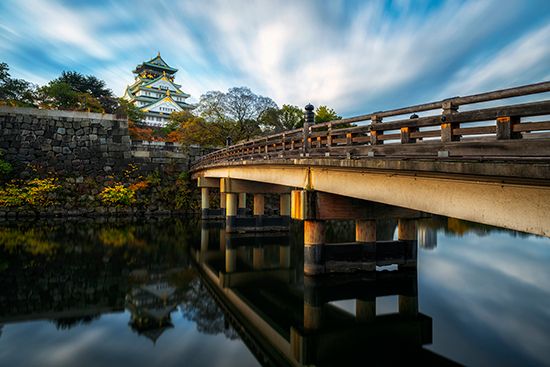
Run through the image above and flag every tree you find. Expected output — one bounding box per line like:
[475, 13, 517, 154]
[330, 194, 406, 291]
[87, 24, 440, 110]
[194, 91, 227, 123]
[258, 104, 304, 133]
[0, 62, 36, 107]
[165, 110, 195, 132]
[315, 105, 341, 123]
[54, 71, 117, 113]
[224, 87, 277, 139]
[166, 110, 226, 146]
[37, 80, 104, 112]
[194, 87, 278, 141]
[116, 98, 145, 123]
[279, 104, 304, 130]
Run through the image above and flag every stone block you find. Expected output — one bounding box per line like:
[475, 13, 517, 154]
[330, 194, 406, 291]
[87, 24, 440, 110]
[132, 150, 150, 158]
[57, 127, 66, 134]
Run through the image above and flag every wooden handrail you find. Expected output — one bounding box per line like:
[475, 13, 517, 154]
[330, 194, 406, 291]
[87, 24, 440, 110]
[193, 81, 550, 167]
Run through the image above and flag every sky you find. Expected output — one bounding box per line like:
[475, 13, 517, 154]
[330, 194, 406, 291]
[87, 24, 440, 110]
[0, 0, 549, 116]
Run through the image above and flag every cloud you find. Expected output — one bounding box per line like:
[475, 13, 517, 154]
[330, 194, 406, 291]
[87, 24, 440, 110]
[440, 22, 550, 98]
[1, 0, 549, 115]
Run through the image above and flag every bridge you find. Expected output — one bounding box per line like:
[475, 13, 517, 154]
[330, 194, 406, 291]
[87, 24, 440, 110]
[192, 81, 550, 275]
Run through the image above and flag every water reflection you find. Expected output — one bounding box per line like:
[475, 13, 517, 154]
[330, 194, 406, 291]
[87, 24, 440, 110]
[0, 217, 549, 366]
[192, 224, 457, 366]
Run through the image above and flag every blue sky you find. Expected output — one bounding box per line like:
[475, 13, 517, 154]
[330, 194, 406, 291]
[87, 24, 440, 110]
[0, 0, 549, 116]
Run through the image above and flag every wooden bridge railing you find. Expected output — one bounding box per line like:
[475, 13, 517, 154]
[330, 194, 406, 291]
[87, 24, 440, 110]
[193, 81, 550, 168]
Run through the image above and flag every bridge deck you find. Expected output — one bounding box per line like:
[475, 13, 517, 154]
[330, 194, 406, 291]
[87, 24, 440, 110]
[192, 81, 550, 236]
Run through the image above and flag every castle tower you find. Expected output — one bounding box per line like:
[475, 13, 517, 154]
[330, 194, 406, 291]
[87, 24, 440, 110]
[123, 52, 193, 126]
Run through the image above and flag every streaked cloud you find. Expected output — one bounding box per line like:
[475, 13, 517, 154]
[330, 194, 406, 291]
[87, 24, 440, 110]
[0, 0, 548, 114]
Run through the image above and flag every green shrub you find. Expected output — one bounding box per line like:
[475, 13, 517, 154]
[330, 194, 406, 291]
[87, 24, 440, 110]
[0, 178, 60, 207]
[99, 185, 136, 206]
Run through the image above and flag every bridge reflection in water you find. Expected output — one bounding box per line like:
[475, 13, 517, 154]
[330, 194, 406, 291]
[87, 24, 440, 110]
[192, 221, 456, 366]
[3, 217, 533, 365]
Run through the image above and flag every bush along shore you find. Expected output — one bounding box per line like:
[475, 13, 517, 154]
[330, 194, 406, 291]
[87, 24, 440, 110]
[0, 159, 204, 218]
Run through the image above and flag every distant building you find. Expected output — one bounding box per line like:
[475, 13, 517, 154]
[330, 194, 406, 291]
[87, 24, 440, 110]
[123, 52, 193, 127]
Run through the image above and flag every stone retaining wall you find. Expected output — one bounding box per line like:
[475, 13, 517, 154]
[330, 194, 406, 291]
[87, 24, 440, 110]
[0, 107, 219, 217]
[0, 107, 213, 177]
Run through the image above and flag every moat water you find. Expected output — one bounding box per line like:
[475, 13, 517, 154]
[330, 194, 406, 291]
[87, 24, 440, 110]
[0, 216, 549, 366]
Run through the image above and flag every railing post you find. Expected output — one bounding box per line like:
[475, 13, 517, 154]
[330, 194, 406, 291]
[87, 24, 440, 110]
[281, 133, 286, 152]
[441, 100, 459, 142]
[303, 103, 314, 153]
[327, 122, 333, 147]
[401, 114, 418, 144]
[496, 116, 521, 140]
[370, 115, 383, 145]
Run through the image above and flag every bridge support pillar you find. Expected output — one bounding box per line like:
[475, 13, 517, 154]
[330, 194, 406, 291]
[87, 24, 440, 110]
[225, 193, 238, 233]
[304, 220, 326, 276]
[356, 219, 376, 242]
[280, 193, 291, 217]
[398, 219, 418, 269]
[220, 191, 226, 214]
[201, 188, 210, 218]
[253, 194, 265, 216]
[356, 299, 376, 322]
[238, 193, 247, 215]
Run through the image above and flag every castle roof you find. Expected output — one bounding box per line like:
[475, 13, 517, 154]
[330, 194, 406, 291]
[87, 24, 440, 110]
[133, 52, 178, 75]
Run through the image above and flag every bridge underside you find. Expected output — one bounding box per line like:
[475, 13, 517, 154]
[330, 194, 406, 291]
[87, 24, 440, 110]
[194, 159, 550, 237]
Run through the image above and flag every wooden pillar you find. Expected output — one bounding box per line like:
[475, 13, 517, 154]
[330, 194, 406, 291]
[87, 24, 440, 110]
[280, 193, 291, 217]
[304, 220, 325, 275]
[370, 115, 383, 145]
[496, 116, 521, 140]
[225, 248, 236, 273]
[279, 245, 291, 268]
[356, 220, 376, 242]
[356, 299, 376, 322]
[238, 193, 247, 209]
[253, 246, 264, 270]
[253, 194, 265, 216]
[440, 100, 459, 142]
[400, 126, 417, 144]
